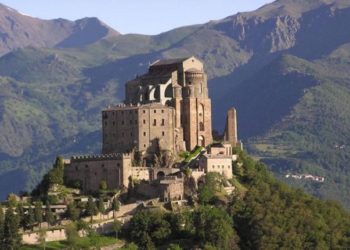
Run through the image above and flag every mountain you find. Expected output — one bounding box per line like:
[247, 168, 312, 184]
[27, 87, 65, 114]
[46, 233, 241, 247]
[0, 3, 119, 55]
[1, 0, 350, 209]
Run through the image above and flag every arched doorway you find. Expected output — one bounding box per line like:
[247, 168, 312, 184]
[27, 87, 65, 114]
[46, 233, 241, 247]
[157, 171, 165, 180]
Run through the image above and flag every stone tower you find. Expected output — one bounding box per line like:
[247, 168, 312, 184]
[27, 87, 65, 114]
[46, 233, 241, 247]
[103, 56, 212, 154]
[224, 107, 238, 147]
[181, 68, 212, 150]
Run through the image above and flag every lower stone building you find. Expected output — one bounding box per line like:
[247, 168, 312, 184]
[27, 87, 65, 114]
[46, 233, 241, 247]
[64, 153, 182, 194]
[64, 154, 132, 193]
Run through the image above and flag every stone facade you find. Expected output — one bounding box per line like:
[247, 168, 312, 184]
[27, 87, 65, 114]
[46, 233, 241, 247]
[102, 103, 180, 154]
[64, 154, 132, 193]
[106, 56, 212, 153]
[199, 154, 233, 179]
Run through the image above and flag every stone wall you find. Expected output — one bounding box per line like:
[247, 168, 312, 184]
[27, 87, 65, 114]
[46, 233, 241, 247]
[102, 103, 176, 154]
[199, 155, 233, 179]
[64, 154, 132, 193]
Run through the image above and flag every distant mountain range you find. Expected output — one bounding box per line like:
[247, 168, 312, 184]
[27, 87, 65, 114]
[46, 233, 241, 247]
[0, 3, 119, 55]
[1, 0, 350, 208]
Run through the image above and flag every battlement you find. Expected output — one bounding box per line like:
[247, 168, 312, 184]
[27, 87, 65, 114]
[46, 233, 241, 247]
[71, 153, 131, 162]
[103, 102, 171, 111]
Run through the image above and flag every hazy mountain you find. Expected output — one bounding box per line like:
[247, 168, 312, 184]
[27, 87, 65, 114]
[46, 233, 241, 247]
[0, 3, 119, 55]
[1, 0, 350, 208]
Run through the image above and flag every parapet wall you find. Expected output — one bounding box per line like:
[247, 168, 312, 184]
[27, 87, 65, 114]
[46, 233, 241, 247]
[70, 153, 131, 162]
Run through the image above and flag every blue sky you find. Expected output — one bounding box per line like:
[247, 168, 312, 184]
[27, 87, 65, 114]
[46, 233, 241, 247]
[1, 0, 274, 35]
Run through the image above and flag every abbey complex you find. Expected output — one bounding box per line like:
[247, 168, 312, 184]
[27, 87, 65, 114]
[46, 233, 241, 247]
[64, 56, 241, 201]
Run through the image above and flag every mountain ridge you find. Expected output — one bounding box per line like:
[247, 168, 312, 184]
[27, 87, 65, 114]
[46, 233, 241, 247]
[0, 3, 120, 55]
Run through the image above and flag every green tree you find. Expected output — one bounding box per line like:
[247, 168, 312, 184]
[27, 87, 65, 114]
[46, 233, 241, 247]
[67, 202, 80, 221]
[51, 156, 64, 184]
[34, 202, 43, 228]
[7, 194, 18, 208]
[194, 206, 239, 250]
[0, 205, 4, 247]
[99, 180, 108, 190]
[45, 201, 55, 226]
[120, 243, 138, 250]
[112, 197, 120, 218]
[112, 219, 122, 239]
[3, 206, 20, 249]
[66, 223, 79, 249]
[198, 173, 221, 204]
[85, 196, 98, 222]
[15, 203, 25, 229]
[167, 243, 182, 250]
[25, 205, 35, 231]
[129, 210, 171, 248]
[98, 198, 105, 215]
[38, 228, 47, 250]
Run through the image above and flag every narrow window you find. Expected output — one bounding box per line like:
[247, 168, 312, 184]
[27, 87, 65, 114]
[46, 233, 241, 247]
[143, 110, 146, 114]
[144, 132, 146, 136]
[162, 131, 165, 136]
[154, 110, 156, 113]
[153, 119, 157, 126]
[143, 119, 146, 124]
[161, 119, 165, 126]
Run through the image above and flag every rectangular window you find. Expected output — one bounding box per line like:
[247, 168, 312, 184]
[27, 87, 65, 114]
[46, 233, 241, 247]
[154, 110, 156, 113]
[143, 132, 146, 136]
[153, 119, 157, 126]
[143, 119, 146, 124]
[161, 119, 165, 126]
[162, 131, 165, 136]
[143, 110, 146, 114]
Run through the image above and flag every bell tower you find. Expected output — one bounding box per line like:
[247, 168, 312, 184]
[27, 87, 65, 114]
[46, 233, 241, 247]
[181, 67, 212, 150]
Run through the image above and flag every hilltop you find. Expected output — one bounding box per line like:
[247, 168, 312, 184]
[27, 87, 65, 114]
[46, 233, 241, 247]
[0, 0, 350, 210]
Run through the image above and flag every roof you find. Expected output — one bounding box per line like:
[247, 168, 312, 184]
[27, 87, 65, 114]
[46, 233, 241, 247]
[150, 57, 191, 67]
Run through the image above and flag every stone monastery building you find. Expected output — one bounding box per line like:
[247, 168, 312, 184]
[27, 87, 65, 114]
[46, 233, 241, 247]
[64, 56, 239, 197]
[102, 56, 212, 154]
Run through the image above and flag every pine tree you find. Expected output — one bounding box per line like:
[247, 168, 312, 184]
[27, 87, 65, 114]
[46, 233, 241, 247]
[16, 203, 25, 229]
[3, 206, 20, 249]
[25, 204, 35, 231]
[45, 201, 55, 226]
[98, 198, 105, 214]
[86, 196, 98, 223]
[0, 205, 4, 248]
[112, 197, 120, 218]
[67, 202, 80, 221]
[34, 202, 43, 228]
